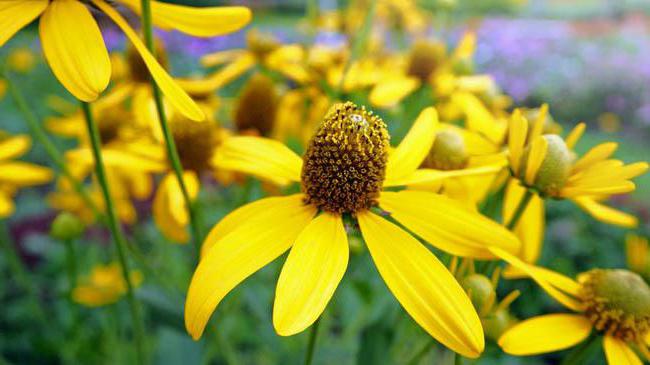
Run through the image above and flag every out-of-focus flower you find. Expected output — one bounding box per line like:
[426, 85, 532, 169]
[186, 102, 521, 359]
[180, 30, 310, 94]
[493, 252, 650, 365]
[0, 0, 251, 120]
[6, 46, 37, 74]
[233, 73, 278, 137]
[627, 234, 649, 281]
[0, 132, 53, 218]
[72, 262, 142, 307]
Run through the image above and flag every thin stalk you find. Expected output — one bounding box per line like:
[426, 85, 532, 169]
[63, 239, 78, 293]
[0, 220, 46, 323]
[505, 189, 535, 230]
[139, 0, 202, 255]
[81, 101, 146, 365]
[304, 317, 321, 365]
[2, 71, 102, 221]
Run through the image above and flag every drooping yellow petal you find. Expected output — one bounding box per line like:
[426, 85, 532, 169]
[369, 77, 420, 108]
[0, 162, 53, 185]
[498, 314, 592, 355]
[572, 142, 618, 173]
[453, 92, 505, 144]
[200, 49, 247, 67]
[379, 190, 520, 259]
[565, 122, 586, 150]
[503, 179, 545, 264]
[0, 135, 31, 161]
[0, 191, 15, 218]
[490, 247, 584, 311]
[117, 0, 251, 37]
[39, 0, 111, 102]
[603, 335, 642, 365]
[384, 107, 438, 184]
[561, 181, 636, 198]
[273, 212, 348, 336]
[185, 195, 316, 339]
[529, 103, 548, 142]
[573, 197, 637, 228]
[357, 210, 484, 358]
[93, 0, 204, 121]
[0, 1, 48, 47]
[212, 136, 303, 186]
[508, 109, 528, 175]
[524, 136, 548, 186]
[153, 172, 200, 243]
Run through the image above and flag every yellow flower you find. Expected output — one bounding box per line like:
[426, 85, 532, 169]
[185, 102, 521, 358]
[72, 262, 142, 307]
[493, 251, 650, 365]
[0, 0, 251, 120]
[179, 30, 311, 94]
[508, 108, 647, 224]
[0, 132, 53, 218]
[7, 46, 37, 74]
[627, 234, 649, 280]
[0, 78, 6, 100]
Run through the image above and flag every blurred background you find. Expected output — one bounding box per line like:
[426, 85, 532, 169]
[0, 0, 648, 364]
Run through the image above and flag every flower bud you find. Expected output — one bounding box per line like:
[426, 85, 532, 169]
[50, 212, 85, 241]
[482, 308, 517, 341]
[520, 135, 572, 196]
[462, 274, 495, 313]
[422, 130, 469, 171]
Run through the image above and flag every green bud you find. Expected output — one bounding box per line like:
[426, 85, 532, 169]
[422, 130, 469, 171]
[50, 212, 85, 241]
[462, 274, 495, 313]
[520, 135, 572, 196]
[482, 308, 517, 341]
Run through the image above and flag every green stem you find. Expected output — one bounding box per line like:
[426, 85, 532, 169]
[505, 189, 535, 230]
[139, 0, 202, 256]
[304, 317, 321, 365]
[0, 220, 46, 323]
[2, 71, 103, 222]
[63, 239, 78, 293]
[81, 101, 146, 365]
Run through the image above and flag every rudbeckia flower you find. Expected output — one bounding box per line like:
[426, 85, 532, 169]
[0, 132, 53, 217]
[73, 262, 142, 307]
[0, 0, 251, 120]
[504, 108, 648, 272]
[494, 250, 650, 365]
[185, 102, 521, 358]
[179, 30, 310, 94]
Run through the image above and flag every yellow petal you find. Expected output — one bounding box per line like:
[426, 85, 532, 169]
[0, 162, 53, 185]
[498, 314, 592, 355]
[185, 195, 316, 339]
[529, 103, 548, 142]
[117, 0, 251, 37]
[453, 31, 476, 60]
[92, 0, 204, 121]
[0, 191, 15, 218]
[0, 135, 31, 161]
[273, 212, 348, 336]
[603, 335, 642, 365]
[525, 136, 548, 186]
[387, 165, 504, 188]
[561, 181, 636, 198]
[379, 190, 520, 259]
[503, 179, 545, 264]
[384, 107, 438, 184]
[369, 77, 420, 108]
[200, 49, 247, 67]
[357, 210, 484, 358]
[66, 148, 168, 173]
[572, 142, 618, 173]
[182, 53, 256, 93]
[489, 247, 584, 311]
[212, 136, 302, 186]
[572, 197, 637, 228]
[0, 1, 48, 47]
[39, 0, 111, 101]
[565, 122, 586, 150]
[153, 176, 188, 243]
[508, 109, 528, 175]
[453, 92, 505, 144]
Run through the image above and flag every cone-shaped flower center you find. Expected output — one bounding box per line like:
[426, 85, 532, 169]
[301, 102, 389, 214]
[234, 74, 277, 137]
[422, 130, 469, 170]
[579, 269, 650, 341]
[171, 117, 217, 173]
[521, 135, 572, 196]
[407, 40, 446, 82]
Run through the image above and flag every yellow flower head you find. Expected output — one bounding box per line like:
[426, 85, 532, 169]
[186, 102, 523, 358]
[73, 262, 142, 307]
[233, 73, 278, 137]
[494, 249, 650, 364]
[0, 0, 251, 120]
